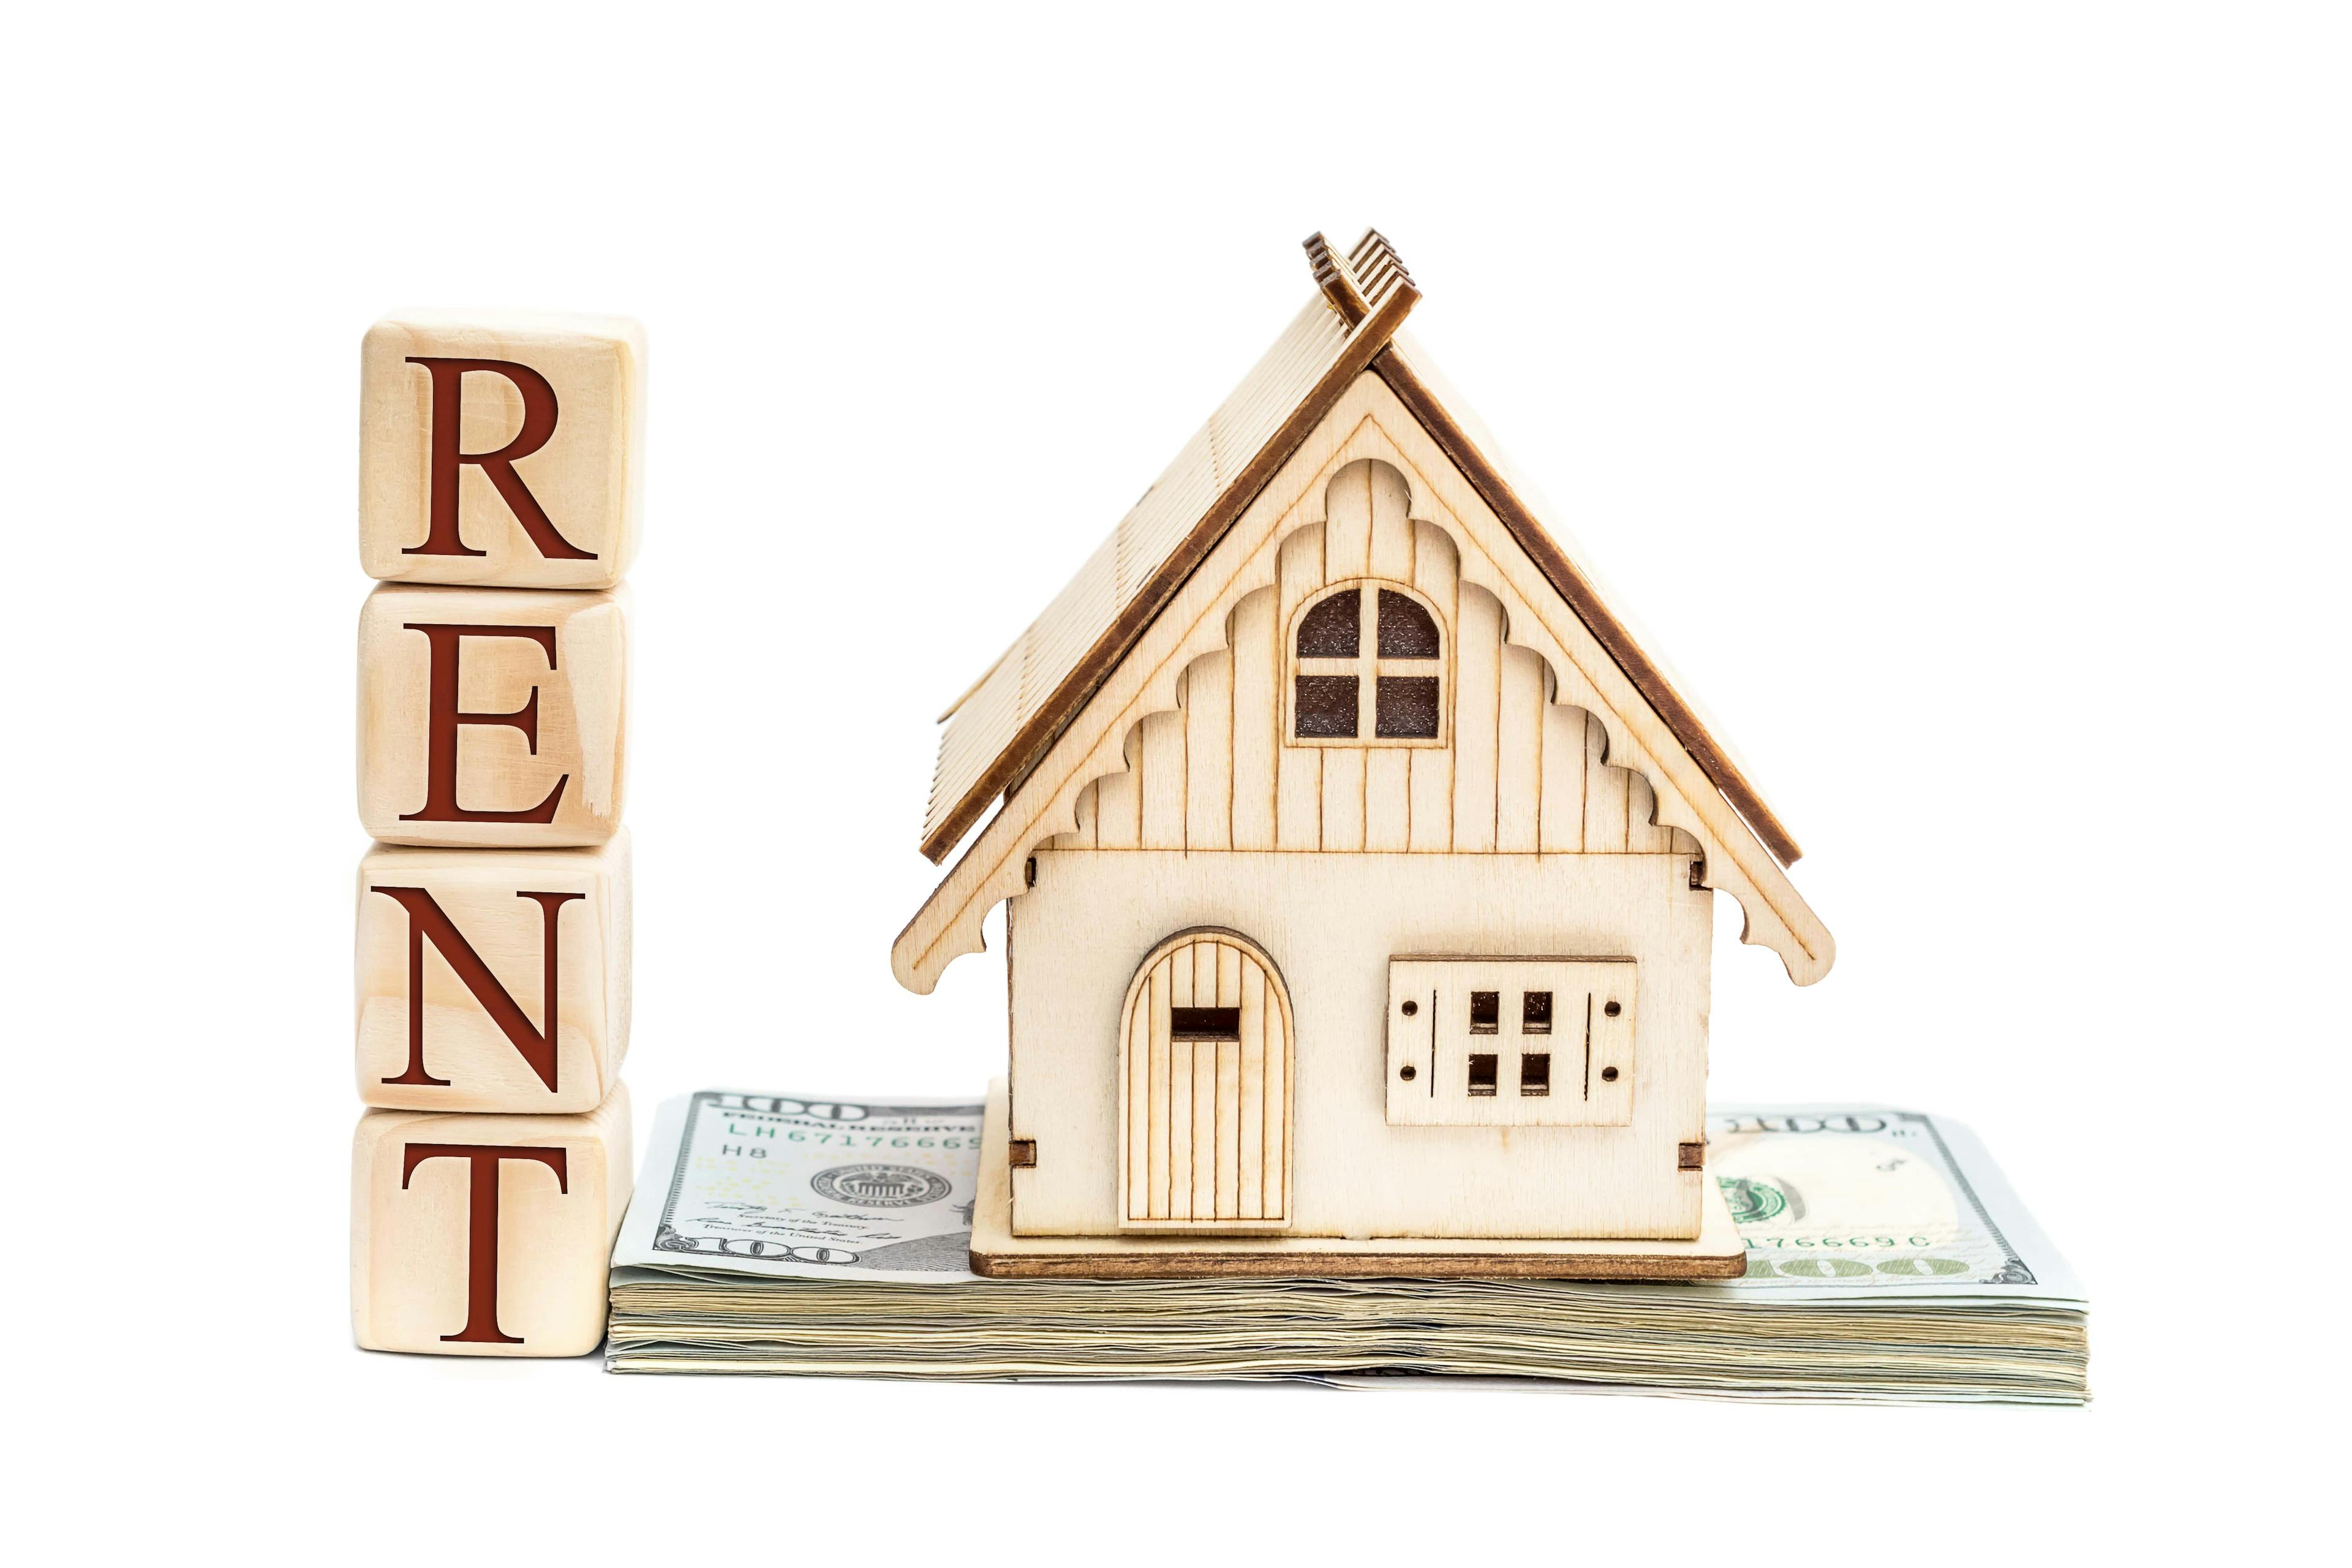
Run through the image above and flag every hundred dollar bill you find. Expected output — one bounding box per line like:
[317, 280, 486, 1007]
[1695, 1106, 2082, 1303]
[612, 1091, 2082, 1304]
[609, 1092, 2087, 1399]
[610, 1091, 987, 1283]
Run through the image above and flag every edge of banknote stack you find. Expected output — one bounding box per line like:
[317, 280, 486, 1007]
[607, 1091, 2088, 1405]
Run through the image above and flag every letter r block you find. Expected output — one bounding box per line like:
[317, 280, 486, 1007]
[358, 835, 630, 1114]
[361, 311, 645, 590]
[358, 583, 627, 848]
[352, 1090, 631, 1357]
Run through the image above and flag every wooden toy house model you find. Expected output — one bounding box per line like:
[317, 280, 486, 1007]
[895, 233, 1834, 1278]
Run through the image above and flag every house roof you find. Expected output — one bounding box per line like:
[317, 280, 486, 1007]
[921, 231, 1805, 869]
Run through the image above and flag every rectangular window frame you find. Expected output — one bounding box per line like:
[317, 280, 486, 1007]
[1383, 956, 1638, 1129]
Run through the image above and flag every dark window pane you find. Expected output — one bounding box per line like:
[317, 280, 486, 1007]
[1378, 589, 1441, 657]
[1375, 676, 1441, 737]
[1520, 1053, 1552, 1096]
[1467, 1053, 1498, 1096]
[1522, 990, 1553, 1035]
[1170, 1007, 1241, 1041]
[1296, 590, 1361, 657]
[1469, 990, 1499, 1034]
[1294, 674, 1359, 737]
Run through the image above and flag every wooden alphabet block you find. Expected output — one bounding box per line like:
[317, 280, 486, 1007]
[357, 834, 630, 1114]
[352, 1088, 631, 1357]
[358, 582, 627, 848]
[361, 311, 645, 590]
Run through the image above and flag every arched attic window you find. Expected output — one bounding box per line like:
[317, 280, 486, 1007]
[1287, 582, 1447, 744]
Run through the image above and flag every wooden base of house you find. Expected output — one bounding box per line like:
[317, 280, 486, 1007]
[970, 1080, 1748, 1281]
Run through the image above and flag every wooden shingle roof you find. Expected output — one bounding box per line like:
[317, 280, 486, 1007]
[921, 234, 1420, 862]
[921, 231, 1804, 871]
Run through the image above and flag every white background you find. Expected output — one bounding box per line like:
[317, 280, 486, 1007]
[6, 4, 2343, 1561]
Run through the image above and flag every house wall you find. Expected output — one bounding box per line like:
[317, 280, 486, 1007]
[899, 374, 1833, 1005]
[1010, 458, 1716, 1242]
[1008, 850, 1713, 1240]
[1045, 459, 1701, 862]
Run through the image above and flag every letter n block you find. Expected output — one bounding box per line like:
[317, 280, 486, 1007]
[361, 311, 645, 590]
[359, 583, 627, 847]
[358, 835, 630, 1114]
[352, 1090, 631, 1357]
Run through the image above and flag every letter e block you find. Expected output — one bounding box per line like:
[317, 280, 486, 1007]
[358, 835, 630, 1114]
[361, 311, 645, 590]
[352, 1090, 631, 1357]
[359, 583, 627, 848]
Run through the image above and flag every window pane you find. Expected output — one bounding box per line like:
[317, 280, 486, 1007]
[1521, 990, 1553, 1035]
[1467, 1053, 1499, 1096]
[1469, 990, 1499, 1034]
[1377, 589, 1441, 658]
[1375, 675, 1441, 737]
[1520, 1052, 1552, 1096]
[1296, 590, 1361, 657]
[1294, 674, 1359, 737]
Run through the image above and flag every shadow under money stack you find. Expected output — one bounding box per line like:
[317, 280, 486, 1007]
[350, 313, 644, 1356]
[609, 1095, 2087, 1403]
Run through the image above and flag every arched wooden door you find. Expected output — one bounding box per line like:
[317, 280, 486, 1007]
[1118, 928, 1293, 1228]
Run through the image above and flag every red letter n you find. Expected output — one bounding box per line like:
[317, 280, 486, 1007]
[405, 356, 596, 561]
[371, 886, 584, 1092]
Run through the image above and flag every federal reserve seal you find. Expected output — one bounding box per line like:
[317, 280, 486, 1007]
[811, 1163, 952, 1208]
[1717, 1175, 1792, 1225]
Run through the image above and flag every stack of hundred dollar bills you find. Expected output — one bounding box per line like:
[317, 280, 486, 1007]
[608, 1092, 2087, 1403]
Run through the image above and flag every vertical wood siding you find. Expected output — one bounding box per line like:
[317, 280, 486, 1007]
[1054, 459, 1697, 859]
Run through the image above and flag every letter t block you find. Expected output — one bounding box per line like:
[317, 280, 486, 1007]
[359, 582, 628, 848]
[352, 1091, 631, 1357]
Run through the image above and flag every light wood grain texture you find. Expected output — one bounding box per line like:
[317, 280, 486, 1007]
[1095, 728, 1142, 849]
[1452, 586, 1502, 851]
[1408, 521, 1460, 852]
[359, 583, 628, 848]
[1583, 712, 1630, 851]
[1126, 982, 1150, 1218]
[1322, 456, 1375, 578]
[1227, 590, 1280, 849]
[1054, 467, 1703, 862]
[1320, 747, 1366, 852]
[1113, 930, 1292, 1229]
[1238, 963, 1266, 1218]
[1183, 651, 1232, 851]
[356, 834, 630, 1114]
[350, 1086, 630, 1355]
[1138, 707, 1186, 850]
[975, 1080, 1743, 1279]
[361, 311, 645, 591]
[1167, 1036, 1194, 1219]
[1539, 701, 1584, 852]
[1273, 528, 1325, 848]
[1146, 956, 1170, 1216]
[892, 371, 1827, 995]
[1496, 646, 1546, 852]
[1382, 956, 1637, 1128]
[1014, 851, 1707, 1240]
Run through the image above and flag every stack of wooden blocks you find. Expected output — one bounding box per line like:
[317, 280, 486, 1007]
[350, 313, 645, 1356]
